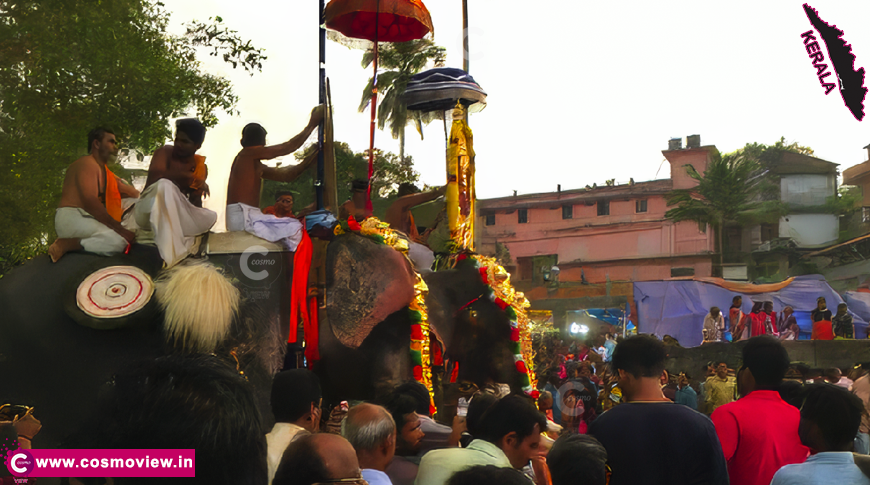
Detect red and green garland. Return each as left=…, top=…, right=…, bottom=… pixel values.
left=450, top=253, right=538, bottom=397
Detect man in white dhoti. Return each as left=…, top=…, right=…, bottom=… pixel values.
left=49, top=128, right=140, bottom=262
left=225, top=106, right=323, bottom=251
left=133, top=119, right=217, bottom=267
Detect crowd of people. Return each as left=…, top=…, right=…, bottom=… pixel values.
left=701, top=295, right=858, bottom=342
left=7, top=334, right=866, bottom=485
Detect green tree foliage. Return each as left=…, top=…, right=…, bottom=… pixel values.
left=358, top=38, right=446, bottom=161
left=0, top=1, right=265, bottom=275
left=665, top=152, right=782, bottom=266
left=261, top=142, right=419, bottom=217
left=666, top=138, right=819, bottom=266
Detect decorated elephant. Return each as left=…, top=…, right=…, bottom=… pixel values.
left=0, top=227, right=532, bottom=448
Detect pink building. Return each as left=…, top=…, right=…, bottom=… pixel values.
left=476, top=136, right=718, bottom=325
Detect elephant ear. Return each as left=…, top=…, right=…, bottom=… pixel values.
left=326, top=234, right=417, bottom=348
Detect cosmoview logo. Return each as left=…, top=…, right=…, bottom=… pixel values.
left=6, top=449, right=34, bottom=477
left=240, top=245, right=271, bottom=281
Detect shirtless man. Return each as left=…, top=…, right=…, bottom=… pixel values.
left=384, top=183, right=446, bottom=239
left=339, top=179, right=373, bottom=222
left=225, top=104, right=324, bottom=230
left=132, top=118, right=217, bottom=266
left=49, top=128, right=139, bottom=262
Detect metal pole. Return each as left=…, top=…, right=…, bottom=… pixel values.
left=462, top=0, right=469, bottom=123
left=316, top=0, right=326, bottom=209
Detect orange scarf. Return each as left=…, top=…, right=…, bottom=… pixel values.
left=104, top=167, right=123, bottom=222
left=189, top=155, right=207, bottom=190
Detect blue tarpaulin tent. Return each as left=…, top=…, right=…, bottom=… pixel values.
left=634, top=275, right=867, bottom=347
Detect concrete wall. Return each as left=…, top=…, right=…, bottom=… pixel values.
left=780, top=174, right=836, bottom=207
left=665, top=340, right=870, bottom=377
left=779, top=214, right=839, bottom=247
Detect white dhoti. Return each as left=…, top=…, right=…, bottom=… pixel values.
left=55, top=208, right=128, bottom=256
left=225, top=202, right=303, bottom=251
left=408, top=241, right=435, bottom=274
left=129, top=179, right=217, bottom=267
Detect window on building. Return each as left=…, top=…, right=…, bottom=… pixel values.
left=636, top=199, right=648, bottom=213
left=597, top=200, right=610, bottom=216
left=517, top=257, right=533, bottom=281
left=485, top=214, right=496, bottom=226
left=518, top=209, right=528, bottom=223
left=562, top=205, right=573, bottom=219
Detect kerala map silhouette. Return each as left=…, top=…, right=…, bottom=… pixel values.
left=803, top=3, right=867, bottom=121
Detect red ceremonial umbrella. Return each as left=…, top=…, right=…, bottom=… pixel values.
left=323, top=0, right=433, bottom=211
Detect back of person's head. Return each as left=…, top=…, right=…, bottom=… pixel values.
left=548, top=434, right=608, bottom=485
left=274, top=433, right=329, bottom=485
left=477, top=394, right=547, bottom=445
left=383, top=392, right=418, bottom=430
left=397, top=183, right=420, bottom=198
left=271, top=369, right=322, bottom=423
left=732, top=295, right=742, bottom=304
left=241, top=123, right=267, bottom=147
left=87, top=127, right=114, bottom=152
left=395, top=381, right=431, bottom=417
left=710, top=306, right=720, bottom=316
left=80, top=355, right=266, bottom=485
left=742, top=335, right=790, bottom=389
left=751, top=301, right=764, bottom=313
left=611, top=335, right=666, bottom=378
left=175, top=118, right=206, bottom=145
left=824, top=367, right=842, bottom=382
left=778, top=380, right=804, bottom=408
left=763, top=301, right=774, bottom=311
left=352, top=179, right=369, bottom=192
left=800, top=383, right=866, bottom=450
left=447, top=465, right=530, bottom=485
left=466, top=392, right=499, bottom=437
left=341, top=403, right=395, bottom=452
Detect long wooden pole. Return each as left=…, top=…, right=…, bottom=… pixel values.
left=366, top=0, right=380, bottom=213
left=316, top=0, right=326, bottom=209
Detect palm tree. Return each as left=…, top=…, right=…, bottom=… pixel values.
left=358, top=38, right=446, bottom=163
left=665, top=152, right=783, bottom=267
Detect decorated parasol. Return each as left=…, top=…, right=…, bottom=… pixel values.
left=403, top=67, right=487, bottom=116
left=323, top=0, right=434, bottom=211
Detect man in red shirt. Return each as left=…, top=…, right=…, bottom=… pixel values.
left=711, top=335, right=809, bottom=485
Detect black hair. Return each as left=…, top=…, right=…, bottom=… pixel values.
left=611, top=335, right=666, bottom=378
left=742, top=335, right=790, bottom=389
left=175, top=118, right=206, bottom=145
left=477, top=394, right=547, bottom=444
left=73, top=355, right=266, bottom=485
left=466, top=392, right=499, bottom=437
left=800, top=383, right=866, bottom=450
left=271, top=369, right=322, bottom=423
left=751, top=301, right=764, bottom=313
left=383, top=392, right=419, bottom=433
left=763, top=301, right=774, bottom=311
left=732, top=295, right=742, bottom=304
left=397, top=183, right=420, bottom=197
left=824, top=368, right=842, bottom=382
left=273, top=433, right=330, bottom=485
left=710, top=306, right=720, bottom=314
left=241, top=123, right=268, bottom=147
left=87, top=127, right=114, bottom=152
left=548, top=434, right=608, bottom=485
left=447, top=465, right=530, bottom=485
left=778, top=380, right=803, bottom=409
left=275, top=191, right=294, bottom=201
left=395, top=381, right=431, bottom=417
left=352, top=179, right=369, bottom=192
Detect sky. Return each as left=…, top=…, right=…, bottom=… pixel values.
left=159, top=0, right=870, bottom=225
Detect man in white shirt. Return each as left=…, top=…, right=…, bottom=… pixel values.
left=342, top=403, right=397, bottom=485
left=415, top=395, right=547, bottom=485
left=265, top=369, right=322, bottom=484
left=771, top=383, right=869, bottom=485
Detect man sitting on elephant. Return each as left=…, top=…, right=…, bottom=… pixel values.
left=49, top=127, right=140, bottom=262
left=130, top=118, right=218, bottom=267
left=225, top=106, right=323, bottom=250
